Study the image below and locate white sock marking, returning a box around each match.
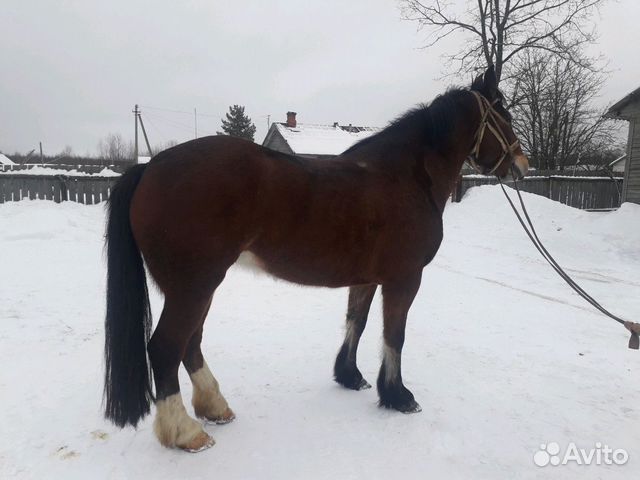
[382,344,401,385]
[190,362,229,418]
[154,393,203,448]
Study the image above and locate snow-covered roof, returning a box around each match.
[271,123,381,156]
[0,153,16,165]
[138,156,151,164]
[605,86,640,120]
[609,154,627,167]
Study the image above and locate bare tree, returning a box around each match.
[60,145,74,158]
[98,133,134,163]
[509,49,615,170]
[152,139,179,155]
[399,0,605,83]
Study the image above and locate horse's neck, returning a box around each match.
[427,104,478,210]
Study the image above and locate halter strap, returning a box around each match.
[468,91,520,175]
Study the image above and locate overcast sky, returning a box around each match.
[1,0,638,156]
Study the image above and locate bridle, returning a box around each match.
[467,90,520,176]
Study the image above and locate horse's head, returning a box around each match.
[468,65,529,180]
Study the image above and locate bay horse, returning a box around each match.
[104,65,529,452]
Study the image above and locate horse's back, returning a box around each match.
[129,135,439,289]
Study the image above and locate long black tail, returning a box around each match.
[104,163,153,428]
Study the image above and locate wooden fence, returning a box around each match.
[0,163,128,174]
[0,175,118,204]
[454,175,624,210]
[0,172,625,210]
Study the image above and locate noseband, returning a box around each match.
[467,91,520,175]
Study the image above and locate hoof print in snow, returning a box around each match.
[90,430,109,440]
[55,446,79,460]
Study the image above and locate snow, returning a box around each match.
[0,166,120,177]
[1,186,639,479]
[138,156,151,164]
[549,175,621,180]
[0,153,16,165]
[275,123,380,155]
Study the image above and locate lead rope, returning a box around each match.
[498,169,640,350]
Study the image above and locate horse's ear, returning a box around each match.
[471,72,484,92]
[483,65,498,100]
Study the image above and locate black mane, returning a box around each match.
[342,87,470,155]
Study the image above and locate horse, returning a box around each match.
[103,65,529,452]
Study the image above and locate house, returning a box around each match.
[262,112,380,159]
[605,87,640,204]
[609,154,627,174]
[0,153,16,166]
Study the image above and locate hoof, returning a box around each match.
[379,397,422,414]
[334,366,370,391]
[400,400,422,414]
[357,378,372,390]
[181,431,215,453]
[205,407,236,425]
[377,379,421,413]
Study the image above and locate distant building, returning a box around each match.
[609,154,627,174]
[262,111,380,159]
[0,153,15,166]
[605,87,640,204]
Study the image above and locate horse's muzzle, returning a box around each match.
[512,154,529,180]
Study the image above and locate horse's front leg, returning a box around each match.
[377,273,422,413]
[334,284,377,390]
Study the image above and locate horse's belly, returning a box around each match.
[233,250,371,288]
[233,251,268,274]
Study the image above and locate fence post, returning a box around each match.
[60,176,68,202]
[453,174,462,202]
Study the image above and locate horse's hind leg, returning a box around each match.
[377,273,422,413]
[183,312,235,425]
[148,289,217,452]
[334,284,377,390]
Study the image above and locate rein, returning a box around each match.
[468,91,520,175]
[498,170,640,350]
[461,90,638,349]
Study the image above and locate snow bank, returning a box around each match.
[0,166,120,177]
[1,186,639,479]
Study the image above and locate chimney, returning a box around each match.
[286,111,297,128]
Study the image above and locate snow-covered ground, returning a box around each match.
[1,186,639,479]
[0,166,119,177]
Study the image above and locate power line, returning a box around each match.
[142,114,168,142]
[144,111,197,133]
[140,105,192,115]
[141,104,220,118]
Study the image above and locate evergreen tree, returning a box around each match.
[219,105,256,141]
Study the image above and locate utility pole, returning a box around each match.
[194,108,198,139]
[267,114,271,130]
[39,142,43,164]
[138,113,153,157]
[133,104,139,163]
